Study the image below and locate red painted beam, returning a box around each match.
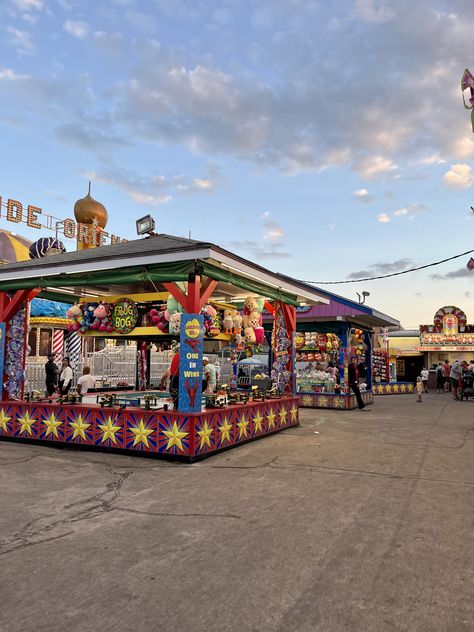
[264,300,275,315]
[198,279,218,311]
[163,282,188,312]
[3,289,34,323]
[186,276,201,313]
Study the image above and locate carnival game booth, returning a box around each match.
[0,234,328,461]
[264,282,400,409]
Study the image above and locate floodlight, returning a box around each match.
[136,214,156,236]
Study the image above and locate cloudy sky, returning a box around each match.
[1,0,474,327]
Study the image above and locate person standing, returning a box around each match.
[166,348,180,409]
[443,360,451,392]
[76,366,95,395]
[420,367,429,393]
[45,353,59,396]
[203,357,217,394]
[416,377,424,403]
[348,357,368,410]
[58,358,73,395]
[450,359,463,400]
[436,362,445,393]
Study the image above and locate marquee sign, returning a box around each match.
[111,299,138,334]
[0,196,125,246]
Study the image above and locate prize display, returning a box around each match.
[372,349,389,383]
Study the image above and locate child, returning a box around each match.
[416,376,423,403]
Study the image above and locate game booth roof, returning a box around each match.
[0,233,330,307]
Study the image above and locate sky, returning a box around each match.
[1,0,474,328]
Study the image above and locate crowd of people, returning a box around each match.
[416,359,474,402]
[44,353,95,396]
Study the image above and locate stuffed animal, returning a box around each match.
[244,327,256,344]
[244,296,259,314]
[223,309,234,334]
[248,311,261,329]
[232,311,242,333]
[233,333,243,350]
[254,327,265,344]
[169,312,182,335]
[201,304,217,332]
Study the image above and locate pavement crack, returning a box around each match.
[0,464,131,556]
[114,507,241,520]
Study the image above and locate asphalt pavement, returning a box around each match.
[1,392,473,632]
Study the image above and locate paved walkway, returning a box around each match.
[1,394,473,632]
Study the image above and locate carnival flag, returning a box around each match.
[467,257,474,271]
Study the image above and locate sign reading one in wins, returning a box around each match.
[112,298,138,334]
[178,314,204,413]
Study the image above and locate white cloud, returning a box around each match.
[261,211,285,243]
[64,20,90,39]
[442,164,474,189]
[129,192,172,205]
[377,213,391,223]
[393,208,408,216]
[353,155,398,180]
[356,0,394,23]
[417,153,446,166]
[7,27,34,54]
[0,67,30,80]
[354,188,372,203]
[11,0,43,9]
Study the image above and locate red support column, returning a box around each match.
[198,279,218,310]
[186,275,201,313]
[162,282,188,312]
[280,302,297,396]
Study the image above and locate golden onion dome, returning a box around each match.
[73,183,108,229]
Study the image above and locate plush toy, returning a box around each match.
[233,333,243,350]
[254,327,265,344]
[169,312,182,335]
[201,304,217,332]
[223,309,234,334]
[244,327,256,344]
[66,303,83,332]
[232,311,242,333]
[244,296,259,314]
[248,311,261,329]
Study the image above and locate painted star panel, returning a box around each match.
[12,404,40,439]
[36,405,67,442]
[0,404,16,437]
[64,407,97,445]
[124,411,158,452]
[193,413,217,455]
[94,408,125,449]
[213,410,235,448]
[157,415,191,456]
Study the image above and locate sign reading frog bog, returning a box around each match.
[111,298,138,334]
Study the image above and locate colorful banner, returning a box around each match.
[178,314,204,412]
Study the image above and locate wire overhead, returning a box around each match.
[302,248,474,285]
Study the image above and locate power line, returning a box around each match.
[302,248,474,285]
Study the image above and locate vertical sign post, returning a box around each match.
[178,314,204,412]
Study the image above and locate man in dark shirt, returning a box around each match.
[45,353,59,396]
[348,357,368,410]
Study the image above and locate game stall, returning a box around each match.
[0,228,329,460]
[265,283,399,409]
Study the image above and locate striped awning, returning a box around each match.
[0,230,31,263]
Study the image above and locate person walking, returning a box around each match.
[420,367,429,393]
[348,357,368,410]
[436,362,445,393]
[45,353,59,396]
[58,358,73,395]
[416,376,424,403]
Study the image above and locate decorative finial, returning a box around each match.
[88,180,91,196]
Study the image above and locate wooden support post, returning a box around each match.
[162,282,188,312]
[264,300,275,315]
[186,275,201,313]
[198,279,218,311]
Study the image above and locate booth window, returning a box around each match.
[28,329,37,356]
[39,329,52,356]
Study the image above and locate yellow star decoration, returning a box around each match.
[43,412,63,438]
[279,407,288,426]
[18,410,35,435]
[237,414,249,439]
[0,409,12,432]
[267,408,276,429]
[130,418,154,448]
[69,414,91,441]
[197,420,213,449]
[98,416,121,444]
[253,410,264,433]
[218,417,232,444]
[163,421,188,452]
[290,404,298,422]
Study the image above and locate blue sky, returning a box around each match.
[1,0,474,328]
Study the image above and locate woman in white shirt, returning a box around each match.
[59,358,73,395]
